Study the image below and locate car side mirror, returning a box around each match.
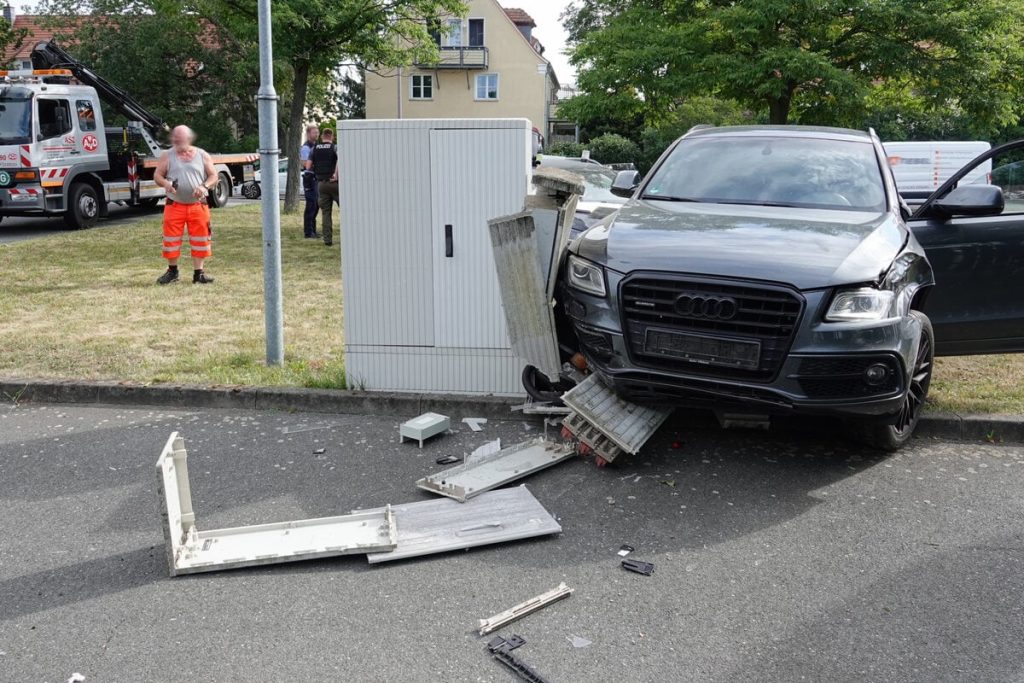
[932,184,1004,219]
[611,170,640,198]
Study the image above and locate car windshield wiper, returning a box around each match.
[712,199,803,209]
[641,194,700,202]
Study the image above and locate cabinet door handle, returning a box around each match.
[445,224,453,257]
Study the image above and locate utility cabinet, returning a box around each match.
[339,119,531,394]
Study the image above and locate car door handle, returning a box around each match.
[445,224,453,258]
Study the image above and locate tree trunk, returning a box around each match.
[768,95,790,125]
[283,59,311,214]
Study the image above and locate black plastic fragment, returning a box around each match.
[436,455,462,465]
[621,559,655,576]
[486,635,549,683]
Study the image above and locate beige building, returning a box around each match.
[364,2,561,147]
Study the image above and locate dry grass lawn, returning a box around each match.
[0,206,1021,414]
[0,203,346,389]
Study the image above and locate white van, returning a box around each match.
[883,141,991,195]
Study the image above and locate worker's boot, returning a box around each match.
[156,267,179,285]
[193,269,215,284]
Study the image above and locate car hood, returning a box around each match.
[573,200,907,290]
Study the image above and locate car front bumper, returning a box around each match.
[562,274,923,420]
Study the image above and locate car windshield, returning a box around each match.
[0,89,33,145]
[643,135,887,212]
[577,167,625,203]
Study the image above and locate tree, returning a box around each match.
[565,0,1024,130]
[0,16,28,68]
[36,1,260,150]
[201,0,466,213]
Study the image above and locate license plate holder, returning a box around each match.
[644,328,762,370]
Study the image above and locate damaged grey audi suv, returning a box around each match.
[557,125,1024,449]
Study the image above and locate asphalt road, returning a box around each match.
[1,403,1021,682]
[0,198,247,244]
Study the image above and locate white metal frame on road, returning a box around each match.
[156,432,397,576]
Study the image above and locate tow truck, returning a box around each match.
[0,41,256,229]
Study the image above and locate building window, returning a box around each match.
[468,19,484,47]
[445,18,462,46]
[411,74,433,100]
[20,60,31,70]
[475,73,499,101]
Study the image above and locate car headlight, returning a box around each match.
[567,255,607,297]
[826,288,895,321]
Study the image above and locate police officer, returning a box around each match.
[299,124,320,238]
[307,128,339,247]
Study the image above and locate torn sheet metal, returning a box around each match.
[416,437,575,502]
[362,485,561,564]
[487,211,562,379]
[462,417,487,432]
[511,398,572,416]
[561,374,672,456]
[156,433,397,576]
[478,582,574,635]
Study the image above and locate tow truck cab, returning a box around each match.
[0,72,124,227]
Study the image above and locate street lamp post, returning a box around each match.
[257,0,284,366]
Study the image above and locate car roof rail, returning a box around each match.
[687,124,716,134]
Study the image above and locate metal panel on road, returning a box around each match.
[362,486,561,564]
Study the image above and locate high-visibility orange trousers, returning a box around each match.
[162,201,212,260]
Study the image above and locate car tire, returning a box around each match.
[209,172,231,208]
[857,311,934,451]
[66,182,100,230]
[241,181,261,200]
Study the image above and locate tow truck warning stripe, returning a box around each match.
[20,145,30,167]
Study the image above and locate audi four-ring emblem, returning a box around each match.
[674,293,738,320]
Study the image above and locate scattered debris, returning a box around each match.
[567,635,592,649]
[621,559,655,576]
[511,398,572,416]
[617,544,634,557]
[478,582,574,636]
[399,413,450,448]
[470,438,502,460]
[362,486,561,564]
[67,675,85,683]
[417,438,575,502]
[660,479,676,488]
[435,455,462,465]
[487,634,550,683]
[561,374,672,464]
[156,433,397,576]
[462,417,488,432]
[671,441,682,450]
[313,447,326,455]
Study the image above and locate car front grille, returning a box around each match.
[621,275,803,381]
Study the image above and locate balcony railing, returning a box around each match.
[415,46,489,70]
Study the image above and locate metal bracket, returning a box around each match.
[478,582,574,635]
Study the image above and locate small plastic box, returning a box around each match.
[400,413,450,448]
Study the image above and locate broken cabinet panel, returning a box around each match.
[362,485,561,564]
[561,374,672,455]
[156,433,397,576]
[416,437,575,502]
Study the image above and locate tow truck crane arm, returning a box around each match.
[30,40,168,153]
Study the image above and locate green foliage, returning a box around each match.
[565,0,1024,131]
[636,97,753,172]
[338,71,366,120]
[585,133,640,165]
[0,17,28,69]
[36,2,260,150]
[546,141,585,157]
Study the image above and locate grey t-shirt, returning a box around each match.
[167,148,210,205]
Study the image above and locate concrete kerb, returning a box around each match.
[1,378,1021,444]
